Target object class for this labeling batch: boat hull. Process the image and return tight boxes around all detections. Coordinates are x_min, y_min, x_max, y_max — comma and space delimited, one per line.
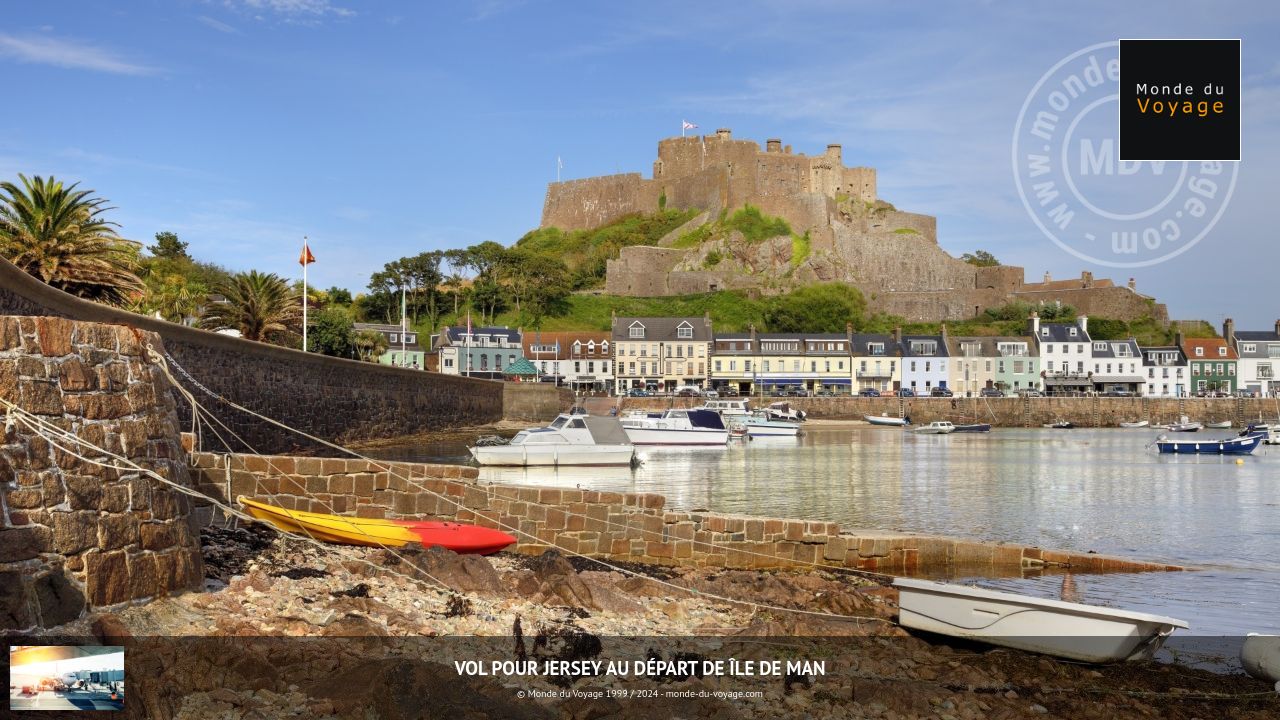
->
470, 444, 635, 466
1155, 434, 1262, 454
1119, 421, 1149, 428
1241, 634, 1280, 683
865, 415, 909, 427
893, 578, 1187, 663
238, 497, 516, 553
622, 427, 729, 445
952, 424, 991, 433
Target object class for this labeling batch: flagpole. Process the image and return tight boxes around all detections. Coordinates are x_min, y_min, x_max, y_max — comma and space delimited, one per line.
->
400, 283, 407, 367
556, 156, 561, 183
301, 236, 308, 353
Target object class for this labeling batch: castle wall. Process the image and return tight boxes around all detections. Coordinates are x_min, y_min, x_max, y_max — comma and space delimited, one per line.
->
605, 247, 687, 295
541, 173, 658, 231
1010, 286, 1168, 323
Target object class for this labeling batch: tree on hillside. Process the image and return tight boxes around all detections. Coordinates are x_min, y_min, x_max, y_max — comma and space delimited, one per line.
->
200, 270, 301, 343
470, 278, 506, 324
503, 249, 570, 323
961, 250, 1000, 267
0, 174, 144, 305
401, 250, 444, 329
308, 305, 357, 357
148, 231, 191, 261
462, 241, 507, 281
764, 283, 867, 333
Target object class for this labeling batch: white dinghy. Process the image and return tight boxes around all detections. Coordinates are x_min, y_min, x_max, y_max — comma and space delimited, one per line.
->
893, 578, 1188, 663
1241, 634, 1280, 686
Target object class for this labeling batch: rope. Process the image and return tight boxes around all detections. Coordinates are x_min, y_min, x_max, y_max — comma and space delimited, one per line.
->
150, 345, 893, 624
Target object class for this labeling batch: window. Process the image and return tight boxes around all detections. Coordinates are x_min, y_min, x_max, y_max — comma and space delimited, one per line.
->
1218, 347, 1226, 356
629, 362, 635, 374
444, 358, 453, 368
714, 360, 722, 372
998, 360, 1006, 373
961, 342, 982, 356
406, 334, 415, 344
1041, 328, 1049, 336
574, 361, 581, 373
1069, 328, 1077, 336
1114, 344, 1133, 357
1094, 342, 1107, 352
629, 323, 645, 338
1078, 344, 1085, 353
910, 341, 937, 355
1192, 363, 1200, 374
1242, 343, 1257, 354
1229, 364, 1236, 375
868, 342, 885, 355
1195, 347, 1204, 357
390, 333, 398, 343
1046, 344, 1053, 353
763, 360, 771, 372
744, 360, 752, 372
911, 361, 917, 372
1270, 345, 1280, 358
677, 322, 693, 339
730, 361, 737, 371
1260, 363, 1274, 379
985, 360, 992, 372
1013, 360, 1024, 374
1047, 361, 1054, 371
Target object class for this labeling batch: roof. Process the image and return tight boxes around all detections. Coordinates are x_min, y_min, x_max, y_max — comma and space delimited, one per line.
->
612, 316, 713, 342
850, 333, 898, 356
502, 358, 540, 376
1182, 337, 1238, 360
1234, 330, 1280, 358
900, 335, 949, 357
1088, 338, 1141, 359
945, 336, 1034, 357
1141, 345, 1188, 364
353, 323, 423, 351
522, 331, 611, 359
1035, 322, 1091, 343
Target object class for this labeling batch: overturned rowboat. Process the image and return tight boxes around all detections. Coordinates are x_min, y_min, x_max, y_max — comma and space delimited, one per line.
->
893, 578, 1188, 663
239, 496, 516, 554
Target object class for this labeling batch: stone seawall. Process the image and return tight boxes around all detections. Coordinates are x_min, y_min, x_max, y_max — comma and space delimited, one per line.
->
191, 451, 1179, 577
621, 396, 1278, 427
0, 258, 565, 454
1, 317, 204, 631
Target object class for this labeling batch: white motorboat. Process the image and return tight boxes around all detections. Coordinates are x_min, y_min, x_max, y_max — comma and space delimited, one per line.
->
1118, 420, 1149, 428
1163, 415, 1203, 432
1240, 423, 1280, 445
766, 401, 806, 422
865, 414, 910, 427
620, 408, 729, 445
698, 398, 752, 417
741, 409, 801, 437
912, 421, 955, 434
893, 578, 1188, 663
470, 413, 634, 466
1205, 420, 1232, 429
1241, 634, 1280, 684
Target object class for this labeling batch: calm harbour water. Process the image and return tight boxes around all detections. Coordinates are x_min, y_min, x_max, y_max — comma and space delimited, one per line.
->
369, 427, 1280, 638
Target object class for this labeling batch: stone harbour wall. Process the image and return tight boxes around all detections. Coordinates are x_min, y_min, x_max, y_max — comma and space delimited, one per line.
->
1, 317, 204, 632
192, 451, 1179, 577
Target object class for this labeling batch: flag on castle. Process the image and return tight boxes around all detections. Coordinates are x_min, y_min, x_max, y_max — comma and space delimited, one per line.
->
299, 242, 316, 266
682, 120, 698, 130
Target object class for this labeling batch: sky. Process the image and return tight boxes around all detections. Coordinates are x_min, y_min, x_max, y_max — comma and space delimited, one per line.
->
2, 1, 1278, 326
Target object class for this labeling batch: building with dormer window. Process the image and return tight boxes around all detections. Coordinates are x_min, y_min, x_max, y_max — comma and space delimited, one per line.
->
521, 331, 613, 392
430, 325, 524, 380
897, 327, 950, 393
1029, 313, 1094, 395
709, 325, 854, 395
1141, 334, 1190, 397
611, 313, 713, 393
352, 323, 425, 368
1224, 318, 1280, 397
1181, 335, 1237, 395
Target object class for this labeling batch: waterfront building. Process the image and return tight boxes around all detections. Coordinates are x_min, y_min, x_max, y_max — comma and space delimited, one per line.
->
522, 331, 613, 393
898, 329, 950, 394
611, 313, 713, 393
1224, 318, 1280, 397
431, 325, 524, 380
1181, 335, 1237, 395
708, 326, 854, 395
851, 333, 900, 393
1030, 313, 1094, 395
1142, 336, 1190, 397
351, 322, 425, 368
1088, 338, 1144, 395
946, 335, 1040, 396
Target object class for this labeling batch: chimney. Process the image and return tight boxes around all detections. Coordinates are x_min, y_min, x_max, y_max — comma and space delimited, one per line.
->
1175, 330, 1185, 348
766, 138, 782, 153
1081, 271, 1093, 287
893, 326, 902, 344
748, 323, 758, 343
1275, 319, 1280, 337
1223, 318, 1235, 345
846, 321, 854, 345
1077, 315, 1088, 335
1028, 311, 1040, 337
940, 322, 948, 341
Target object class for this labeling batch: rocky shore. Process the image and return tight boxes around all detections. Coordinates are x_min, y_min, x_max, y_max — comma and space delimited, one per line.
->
24, 524, 1276, 720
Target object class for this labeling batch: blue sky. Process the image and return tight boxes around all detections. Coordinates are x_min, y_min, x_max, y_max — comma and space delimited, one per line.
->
3, 1, 1278, 326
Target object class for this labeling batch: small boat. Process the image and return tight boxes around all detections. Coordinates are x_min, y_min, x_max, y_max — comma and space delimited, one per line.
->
913, 421, 955, 435
893, 578, 1188, 663
239, 497, 517, 554
1119, 420, 1149, 429
1163, 415, 1202, 432
1241, 423, 1280, 445
1043, 420, 1074, 429
621, 408, 729, 445
741, 409, 802, 437
1205, 420, 1232, 429
697, 398, 751, 417
1154, 431, 1264, 455
865, 414, 909, 427
952, 423, 992, 433
1241, 634, 1280, 684
766, 401, 806, 422
470, 412, 634, 466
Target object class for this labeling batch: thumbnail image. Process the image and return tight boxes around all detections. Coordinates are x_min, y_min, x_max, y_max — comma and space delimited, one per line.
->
9, 646, 124, 712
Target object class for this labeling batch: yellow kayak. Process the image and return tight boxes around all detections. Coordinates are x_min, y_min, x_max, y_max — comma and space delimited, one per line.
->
237, 496, 516, 553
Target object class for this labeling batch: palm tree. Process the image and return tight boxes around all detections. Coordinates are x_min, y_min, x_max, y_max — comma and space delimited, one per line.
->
200, 270, 301, 342
353, 329, 389, 362
0, 174, 144, 305
443, 272, 466, 315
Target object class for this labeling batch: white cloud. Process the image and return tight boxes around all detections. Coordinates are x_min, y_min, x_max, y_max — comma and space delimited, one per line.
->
0, 33, 158, 76
196, 15, 241, 34
224, 0, 355, 22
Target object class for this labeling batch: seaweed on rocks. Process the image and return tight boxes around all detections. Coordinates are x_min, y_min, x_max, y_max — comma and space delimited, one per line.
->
200, 523, 278, 582
272, 567, 330, 580
331, 583, 371, 598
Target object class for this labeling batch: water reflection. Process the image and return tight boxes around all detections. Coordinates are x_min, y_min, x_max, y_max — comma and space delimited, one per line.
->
368, 427, 1280, 635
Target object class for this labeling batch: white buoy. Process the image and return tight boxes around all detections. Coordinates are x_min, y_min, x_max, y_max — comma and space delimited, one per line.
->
1241, 633, 1280, 684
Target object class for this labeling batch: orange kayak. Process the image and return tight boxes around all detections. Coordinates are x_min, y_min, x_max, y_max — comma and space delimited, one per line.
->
238, 496, 516, 554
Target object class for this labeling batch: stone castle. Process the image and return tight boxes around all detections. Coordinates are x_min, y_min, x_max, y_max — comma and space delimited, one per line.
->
541, 129, 1167, 323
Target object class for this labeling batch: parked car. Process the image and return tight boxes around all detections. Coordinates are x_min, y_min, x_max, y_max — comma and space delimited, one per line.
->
1101, 389, 1133, 397
859, 388, 881, 397
894, 388, 915, 398
979, 388, 1004, 398
627, 388, 650, 397
720, 387, 739, 397
784, 388, 807, 397
674, 386, 702, 397
929, 387, 954, 397
704, 390, 720, 399
1017, 389, 1044, 397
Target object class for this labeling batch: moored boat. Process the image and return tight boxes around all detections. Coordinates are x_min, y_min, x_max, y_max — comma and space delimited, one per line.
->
1205, 420, 1232, 429
470, 412, 634, 466
1119, 420, 1149, 428
1163, 415, 1203, 432
1241, 634, 1280, 684
912, 421, 955, 434
621, 408, 729, 445
1240, 423, 1280, 445
893, 578, 1188, 663
865, 414, 910, 427
741, 409, 802, 437
1154, 431, 1264, 455
766, 401, 806, 422
1043, 420, 1074, 429
239, 497, 517, 553
697, 398, 751, 417
952, 423, 992, 433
